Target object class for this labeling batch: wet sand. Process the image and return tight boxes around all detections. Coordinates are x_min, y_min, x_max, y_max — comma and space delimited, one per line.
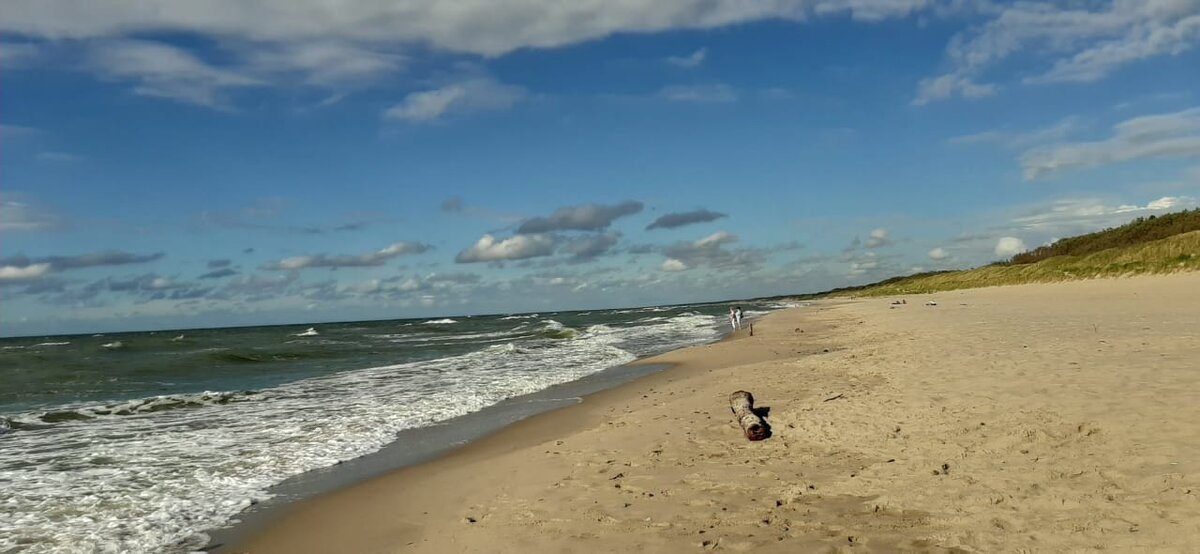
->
234, 273, 1200, 553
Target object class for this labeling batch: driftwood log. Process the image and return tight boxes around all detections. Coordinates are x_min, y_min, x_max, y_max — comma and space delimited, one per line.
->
729, 390, 769, 441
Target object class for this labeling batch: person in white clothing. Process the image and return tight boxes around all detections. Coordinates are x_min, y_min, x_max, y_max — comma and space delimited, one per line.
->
728, 307, 737, 330
734, 306, 743, 329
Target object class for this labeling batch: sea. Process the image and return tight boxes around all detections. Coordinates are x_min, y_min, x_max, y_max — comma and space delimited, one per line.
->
0, 301, 784, 553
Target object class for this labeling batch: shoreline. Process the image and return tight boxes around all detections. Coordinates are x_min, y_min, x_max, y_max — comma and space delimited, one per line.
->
206, 313, 773, 552
228, 305, 834, 553
234, 273, 1200, 552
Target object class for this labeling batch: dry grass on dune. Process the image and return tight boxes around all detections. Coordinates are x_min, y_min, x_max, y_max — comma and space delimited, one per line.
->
841, 230, 1200, 297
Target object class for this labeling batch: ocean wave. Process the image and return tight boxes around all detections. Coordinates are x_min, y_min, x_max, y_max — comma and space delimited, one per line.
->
499, 314, 539, 320
0, 303, 757, 554
32, 341, 71, 347
423, 318, 458, 325
19, 391, 260, 427
101, 341, 125, 350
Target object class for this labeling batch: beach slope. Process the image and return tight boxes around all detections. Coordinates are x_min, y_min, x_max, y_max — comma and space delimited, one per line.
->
236, 273, 1200, 553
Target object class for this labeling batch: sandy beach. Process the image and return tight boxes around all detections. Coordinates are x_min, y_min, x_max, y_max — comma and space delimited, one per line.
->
234, 273, 1200, 553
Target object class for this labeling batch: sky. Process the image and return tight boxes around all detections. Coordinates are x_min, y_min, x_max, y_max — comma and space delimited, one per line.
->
2, 0, 1200, 336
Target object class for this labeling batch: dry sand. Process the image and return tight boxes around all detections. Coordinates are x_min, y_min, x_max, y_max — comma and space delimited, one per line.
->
235, 273, 1200, 553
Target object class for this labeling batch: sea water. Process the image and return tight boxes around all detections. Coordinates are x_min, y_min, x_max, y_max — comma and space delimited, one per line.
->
0, 302, 781, 553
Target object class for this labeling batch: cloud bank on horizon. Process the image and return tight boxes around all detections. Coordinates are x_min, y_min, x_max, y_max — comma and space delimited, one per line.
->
2, 0, 1200, 335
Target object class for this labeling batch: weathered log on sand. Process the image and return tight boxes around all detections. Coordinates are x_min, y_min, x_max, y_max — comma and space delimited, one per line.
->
729, 390, 769, 441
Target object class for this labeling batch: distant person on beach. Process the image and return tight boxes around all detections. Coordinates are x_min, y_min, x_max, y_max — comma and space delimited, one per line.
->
734, 306, 743, 330
729, 307, 737, 330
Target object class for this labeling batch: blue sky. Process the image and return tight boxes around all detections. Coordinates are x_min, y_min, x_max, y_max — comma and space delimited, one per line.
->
3, 0, 1200, 336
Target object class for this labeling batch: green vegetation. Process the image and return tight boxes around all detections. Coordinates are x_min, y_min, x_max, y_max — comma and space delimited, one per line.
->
826, 209, 1200, 298
1010, 208, 1200, 264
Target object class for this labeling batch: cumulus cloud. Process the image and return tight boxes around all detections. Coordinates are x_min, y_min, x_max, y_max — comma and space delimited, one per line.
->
383, 77, 526, 122
844, 250, 887, 278
455, 233, 556, 263
645, 209, 727, 230
516, 201, 643, 234
666, 47, 707, 68
0, 263, 52, 283
658, 84, 737, 103
660, 258, 688, 272
994, 237, 1027, 258
864, 228, 891, 248
1021, 107, 1200, 180
928, 247, 949, 260
262, 241, 430, 270
661, 231, 764, 271
561, 233, 620, 261
207, 259, 232, 269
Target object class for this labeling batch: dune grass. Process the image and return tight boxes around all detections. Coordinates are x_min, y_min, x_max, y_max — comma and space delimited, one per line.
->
837, 230, 1200, 298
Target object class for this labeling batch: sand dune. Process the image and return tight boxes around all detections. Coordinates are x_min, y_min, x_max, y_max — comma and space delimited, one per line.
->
236, 273, 1200, 553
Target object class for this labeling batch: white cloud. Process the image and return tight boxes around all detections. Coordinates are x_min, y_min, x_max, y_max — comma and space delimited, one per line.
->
912, 74, 997, 106
1011, 196, 1199, 232
660, 230, 765, 271
666, 47, 707, 68
994, 236, 1027, 258
383, 77, 526, 122
1021, 107, 1200, 180
0, 195, 60, 231
244, 41, 404, 86
263, 241, 430, 270
659, 84, 737, 103
149, 277, 175, 289
949, 116, 1081, 149
814, 0, 937, 22
928, 247, 949, 260
1028, 12, 1200, 84
4, 1, 1195, 112
87, 39, 263, 108
455, 233, 556, 263
0, 2, 894, 58
865, 228, 891, 248
661, 258, 688, 272
919, 2, 1200, 104
694, 231, 737, 248
0, 42, 39, 68
0, 263, 52, 282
